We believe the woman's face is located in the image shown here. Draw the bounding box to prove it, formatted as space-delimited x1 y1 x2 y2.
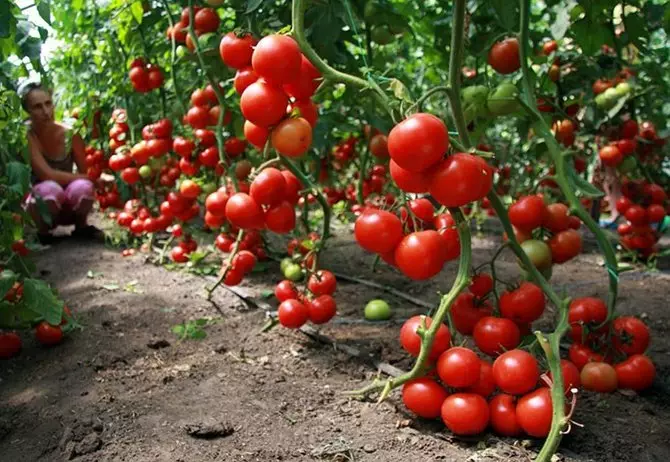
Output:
25 89 55 125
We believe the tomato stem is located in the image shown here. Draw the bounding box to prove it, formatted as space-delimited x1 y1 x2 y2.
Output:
159 0 187 116
206 229 245 298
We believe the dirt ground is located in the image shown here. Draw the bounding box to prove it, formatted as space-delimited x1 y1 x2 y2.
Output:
1 225 670 462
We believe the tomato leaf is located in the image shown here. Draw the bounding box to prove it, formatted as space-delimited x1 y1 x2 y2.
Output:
22 278 63 325
36 0 51 26
0 270 17 300
129 1 143 24
7 161 30 196
246 0 265 14
566 165 604 198
490 0 519 31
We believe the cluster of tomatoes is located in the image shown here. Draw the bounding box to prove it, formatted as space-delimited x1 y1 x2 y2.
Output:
128 58 164 93
275 266 338 329
166 5 220 52
220 31 320 157
107 109 130 153
615 179 668 257
566 297 655 393
508 195 583 273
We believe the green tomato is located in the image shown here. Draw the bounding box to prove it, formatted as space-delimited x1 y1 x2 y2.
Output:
176 46 188 59
201 182 217 195
280 257 293 274
364 299 392 321
148 157 164 170
371 26 394 45
138 165 152 179
487 81 520 115
462 85 490 122
614 82 631 97
520 239 553 270
617 156 637 174
283 263 303 282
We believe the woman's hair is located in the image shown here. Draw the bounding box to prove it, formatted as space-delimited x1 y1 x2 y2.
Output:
18 81 50 111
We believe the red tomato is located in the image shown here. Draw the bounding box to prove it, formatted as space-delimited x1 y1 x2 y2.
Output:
307 270 337 296
251 35 302 85
354 209 403 255
271 117 313 158
173 136 195 158
219 32 255 69
645 183 667 204
615 196 632 214
277 299 309 328
214 233 233 252
400 315 451 360
35 322 63 346
264 201 296 234
234 67 259 95
0 333 21 359
625 205 648 225
441 393 489 435
464 360 496 397
232 250 257 274
620 119 638 139
581 362 618 392
499 282 545 324
437 347 482 388
488 38 520 74
469 273 493 298
451 292 492 335
388 113 449 173
225 193 265 229
194 8 219 33
394 231 447 280
402 378 449 419
121 167 140 185
509 195 547 232
548 229 582 264
543 203 570 233
599 145 623 167
516 388 552 437
430 154 493 207
542 40 558 55
243 120 269 149
308 295 337 324
275 280 299 302
389 159 432 193
281 170 302 204
401 198 435 229
434 213 461 262
240 81 289 128
250 168 287 206
369 134 389 159
612 316 650 355
647 204 665 223
289 100 318 128
568 343 603 371
492 349 539 395
283 54 321 100
186 105 210 129
490 394 523 436
568 297 608 342
546 359 581 394
473 316 521 356
223 266 244 286
615 354 655 391
180 179 201 199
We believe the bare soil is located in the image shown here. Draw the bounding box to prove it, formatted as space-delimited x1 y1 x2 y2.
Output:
1 226 670 462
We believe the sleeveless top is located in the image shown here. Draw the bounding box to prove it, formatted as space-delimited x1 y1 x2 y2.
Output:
29 123 75 182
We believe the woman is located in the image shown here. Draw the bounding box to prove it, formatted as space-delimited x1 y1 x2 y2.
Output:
20 81 98 242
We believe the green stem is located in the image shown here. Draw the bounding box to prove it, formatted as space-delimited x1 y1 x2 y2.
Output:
160 0 187 116
446 0 471 149
405 85 451 116
357 139 370 205
291 0 394 120
281 157 331 241
207 229 244 297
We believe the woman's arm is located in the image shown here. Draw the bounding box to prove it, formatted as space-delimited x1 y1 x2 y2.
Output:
71 132 88 174
28 133 86 186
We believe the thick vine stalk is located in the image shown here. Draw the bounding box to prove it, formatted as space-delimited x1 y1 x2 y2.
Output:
160 0 187 116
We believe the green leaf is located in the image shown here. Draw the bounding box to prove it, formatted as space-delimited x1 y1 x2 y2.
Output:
195 318 208 326
0 270 17 300
490 0 519 30
101 283 120 291
567 165 604 198
72 0 83 10
246 0 265 13
37 0 51 26
130 1 144 24
261 290 274 299
171 324 185 336
190 329 207 340
0 0 12 39
571 18 610 55
7 162 30 196
389 78 412 103
22 278 63 325
300 239 314 250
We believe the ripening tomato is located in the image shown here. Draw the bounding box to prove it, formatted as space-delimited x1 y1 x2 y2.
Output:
402 378 449 419
271 117 313 158
281 170 302 204
625 205 647 225
354 209 403 255
647 204 665 223
473 316 521 356
400 315 451 360
549 229 582 263
469 273 493 298
250 168 287 206
225 193 265 229
307 270 337 296
464 360 496 397
434 213 461 261
173 136 195 158
389 160 432 193
492 349 539 395
234 66 259 95
186 105 210 129
275 280 299 302
394 231 447 280
430 154 493 207
277 299 309 328
543 203 570 233
516 388 552 437
251 35 302 85
546 359 581 394
581 362 618 393
180 179 201 199
639 121 657 140
612 316 650 355
219 32 255 69
0 333 22 359
283 54 321 100
308 295 336 324
264 201 296 234
615 196 632 215
194 8 220 33
489 394 522 436
35 322 63 346
243 120 269 149
401 198 434 229
499 282 545 324
616 138 637 156
568 343 603 371
542 40 558 55
441 393 489 435
509 195 546 232
205 191 229 217
388 113 449 173
615 355 655 391
488 38 520 74
240 81 289 128
568 297 608 342
599 145 623 167
437 347 481 388
121 167 141 185
289 99 318 128
369 134 389 159
451 292 492 335
620 119 638 139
